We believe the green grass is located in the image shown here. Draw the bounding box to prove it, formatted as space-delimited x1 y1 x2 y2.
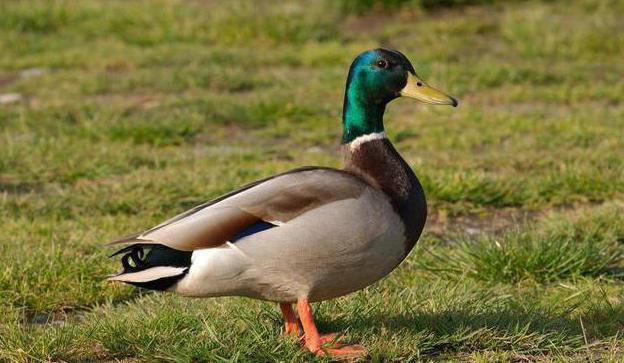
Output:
1 0 623 361
420 203 624 283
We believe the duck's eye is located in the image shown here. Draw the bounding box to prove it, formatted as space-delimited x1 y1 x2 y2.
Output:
376 59 389 69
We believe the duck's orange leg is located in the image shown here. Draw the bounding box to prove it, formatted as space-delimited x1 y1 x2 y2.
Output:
279 303 302 337
296 298 367 358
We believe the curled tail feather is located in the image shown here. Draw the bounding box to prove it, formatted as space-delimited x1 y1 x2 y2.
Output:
107 244 192 291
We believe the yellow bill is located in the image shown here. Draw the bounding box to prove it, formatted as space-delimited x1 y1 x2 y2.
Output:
400 72 458 107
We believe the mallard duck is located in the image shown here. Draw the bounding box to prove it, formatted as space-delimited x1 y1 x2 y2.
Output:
107 48 457 358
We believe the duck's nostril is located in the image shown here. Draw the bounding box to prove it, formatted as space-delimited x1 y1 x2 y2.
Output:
416 82 423 87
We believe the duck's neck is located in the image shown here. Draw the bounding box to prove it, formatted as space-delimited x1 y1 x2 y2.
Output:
341 78 386 144
341 77 426 250
343 135 427 252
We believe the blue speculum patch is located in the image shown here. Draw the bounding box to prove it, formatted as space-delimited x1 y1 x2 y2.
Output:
231 220 277 242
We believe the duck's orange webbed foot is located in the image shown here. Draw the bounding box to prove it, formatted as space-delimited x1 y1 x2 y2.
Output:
295 298 368 359
322 343 368 359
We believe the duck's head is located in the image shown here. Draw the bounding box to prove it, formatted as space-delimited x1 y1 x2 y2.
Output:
342 48 457 143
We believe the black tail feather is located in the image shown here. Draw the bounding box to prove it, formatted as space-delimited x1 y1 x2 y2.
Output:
110 244 192 291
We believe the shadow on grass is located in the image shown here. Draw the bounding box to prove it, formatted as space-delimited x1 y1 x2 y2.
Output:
318 303 624 356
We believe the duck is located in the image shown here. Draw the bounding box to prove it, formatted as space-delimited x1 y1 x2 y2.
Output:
107 48 457 358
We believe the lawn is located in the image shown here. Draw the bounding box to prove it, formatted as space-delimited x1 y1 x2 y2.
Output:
0 0 623 361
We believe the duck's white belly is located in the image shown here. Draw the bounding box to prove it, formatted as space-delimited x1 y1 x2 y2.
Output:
173 188 407 302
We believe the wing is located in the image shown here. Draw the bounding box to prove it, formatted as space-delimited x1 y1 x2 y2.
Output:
108 167 367 251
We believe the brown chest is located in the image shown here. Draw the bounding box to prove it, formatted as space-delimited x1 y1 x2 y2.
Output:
343 138 427 252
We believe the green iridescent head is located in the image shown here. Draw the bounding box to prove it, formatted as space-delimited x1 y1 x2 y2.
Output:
342 48 458 143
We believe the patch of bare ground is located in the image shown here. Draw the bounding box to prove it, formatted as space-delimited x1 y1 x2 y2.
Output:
341 11 407 39
0 73 18 88
426 201 618 241
24 305 88 326
427 207 535 239
19 290 148 327
92 93 163 110
193 124 254 145
340 3 502 38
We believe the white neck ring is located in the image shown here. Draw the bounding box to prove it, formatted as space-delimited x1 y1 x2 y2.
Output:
349 131 387 150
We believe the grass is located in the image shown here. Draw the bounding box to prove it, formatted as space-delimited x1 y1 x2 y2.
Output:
420 203 624 283
0 0 623 361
